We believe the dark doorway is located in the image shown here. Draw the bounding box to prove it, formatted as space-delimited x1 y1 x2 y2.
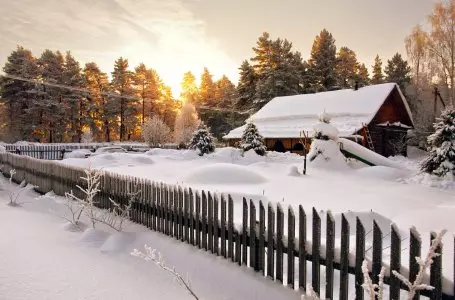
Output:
273 140 286 153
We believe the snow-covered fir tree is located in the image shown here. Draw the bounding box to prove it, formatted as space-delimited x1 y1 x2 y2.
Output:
421 106 455 177
188 122 216 156
240 122 267 156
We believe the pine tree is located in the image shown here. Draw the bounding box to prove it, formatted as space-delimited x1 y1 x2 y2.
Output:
215 75 236 108
236 60 257 108
252 33 302 106
371 55 384 84
421 106 455 177
0 46 39 142
36 49 67 142
385 53 412 93
84 62 112 141
199 67 216 106
180 71 199 105
111 57 137 141
188 122 216 156
240 122 267 156
63 51 85 142
308 29 338 90
134 63 160 124
356 63 370 87
335 47 359 88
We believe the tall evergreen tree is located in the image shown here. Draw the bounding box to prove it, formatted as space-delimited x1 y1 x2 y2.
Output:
63 51 85 142
111 57 136 141
356 63 370 87
240 122 266 156
371 55 384 84
236 60 256 108
251 32 302 106
385 53 412 93
0 46 39 142
180 71 199 105
84 62 112 141
215 75 236 108
199 67 216 106
36 50 66 142
421 106 455 177
134 63 160 124
308 29 338 90
335 47 359 88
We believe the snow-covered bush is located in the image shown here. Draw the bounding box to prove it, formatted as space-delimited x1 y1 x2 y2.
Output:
421 106 455 177
0 145 6 153
142 115 171 147
240 122 267 156
188 122 215 156
97 192 137 232
81 128 94 143
308 111 347 169
174 102 200 145
132 245 199 300
0 169 27 207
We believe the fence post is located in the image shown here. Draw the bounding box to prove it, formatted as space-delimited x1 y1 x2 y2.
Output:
249 199 257 270
373 220 383 290
228 195 234 261
299 206 306 292
409 227 421 300
184 188 190 243
196 192 201 248
430 232 442 300
208 192 213 252
340 214 350 300
242 198 248 266
202 191 208 251
174 186 179 238
276 204 284 284
325 212 335 299
179 187 184 241
287 206 295 289
221 195 227 258
213 194 219 255
259 201 265 275
355 217 365 300
267 203 275 280
189 188 194 245
312 208 321 295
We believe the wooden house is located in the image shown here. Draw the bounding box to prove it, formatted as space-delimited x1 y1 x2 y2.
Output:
224 83 414 157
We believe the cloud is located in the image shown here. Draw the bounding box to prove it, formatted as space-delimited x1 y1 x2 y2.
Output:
0 0 238 96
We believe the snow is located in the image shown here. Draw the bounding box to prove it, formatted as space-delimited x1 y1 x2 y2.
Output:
377 121 413 129
308 140 349 170
225 83 413 139
0 178 299 300
0 144 5 153
184 163 268 185
63 149 92 159
313 122 339 140
339 138 402 168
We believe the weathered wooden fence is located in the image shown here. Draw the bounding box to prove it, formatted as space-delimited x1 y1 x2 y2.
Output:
0 152 453 300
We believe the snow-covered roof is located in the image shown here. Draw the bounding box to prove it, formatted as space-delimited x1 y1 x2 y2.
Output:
225 83 413 139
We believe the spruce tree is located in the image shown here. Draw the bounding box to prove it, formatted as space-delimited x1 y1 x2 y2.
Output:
385 53 412 93
214 75 236 108
371 55 384 84
308 29 337 90
240 122 267 156
237 60 257 109
421 107 455 177
188 122 216 156
335 47 359 88
134 63 161 124
199 67 216 106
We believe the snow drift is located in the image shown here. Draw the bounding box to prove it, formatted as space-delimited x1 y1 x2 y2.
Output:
184 163 268 185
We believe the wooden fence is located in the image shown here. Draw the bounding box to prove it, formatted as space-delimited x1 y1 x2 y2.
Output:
0 152 453 300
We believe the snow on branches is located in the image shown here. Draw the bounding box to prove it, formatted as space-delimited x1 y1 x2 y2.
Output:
188 122 215 156
240 122 267 156
142 115 171 147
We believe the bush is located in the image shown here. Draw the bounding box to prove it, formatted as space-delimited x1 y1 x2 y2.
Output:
142 116 171 147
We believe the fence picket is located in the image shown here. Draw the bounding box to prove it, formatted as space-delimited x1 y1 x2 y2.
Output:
249 199 257 270
276 204 284 284
196 192 201 248
267 203 275 280
242 198 248 266
340 214 350 300
213 195 219 255
235 229 241 265
179 187 184 241
312 208 321 295
287 206 295 289
430 232 442 300
174 186 179 238
390 224 401 300
202 191 208 251
228 195 234 261
221 195 227 258
325 212 335 299
208 192 214 252
299 206 306 292
189 188 194 245
259 201 265 275
184 188 190 243
355 217 366 300
373 220 383 288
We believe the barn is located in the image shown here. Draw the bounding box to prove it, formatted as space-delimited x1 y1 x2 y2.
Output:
224 83 414 157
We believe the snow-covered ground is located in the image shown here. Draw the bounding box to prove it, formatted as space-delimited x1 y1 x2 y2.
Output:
0 179 299 300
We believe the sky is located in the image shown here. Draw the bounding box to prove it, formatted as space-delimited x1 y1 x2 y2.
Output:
0 0 437 97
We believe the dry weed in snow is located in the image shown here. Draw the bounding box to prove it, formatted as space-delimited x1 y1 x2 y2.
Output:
132 245 199 300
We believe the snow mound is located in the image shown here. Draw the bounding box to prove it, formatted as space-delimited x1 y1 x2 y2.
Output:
355 166 411 181
100 232 136 254
288 165 301 177
79 228 110 247
146 148 200 160
209 147 242 162
185 163 268 185
62 222 86 232
64 149 91 159
404 172 455 189
308 140 349 170
62 153 154 169
0 145 6 153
